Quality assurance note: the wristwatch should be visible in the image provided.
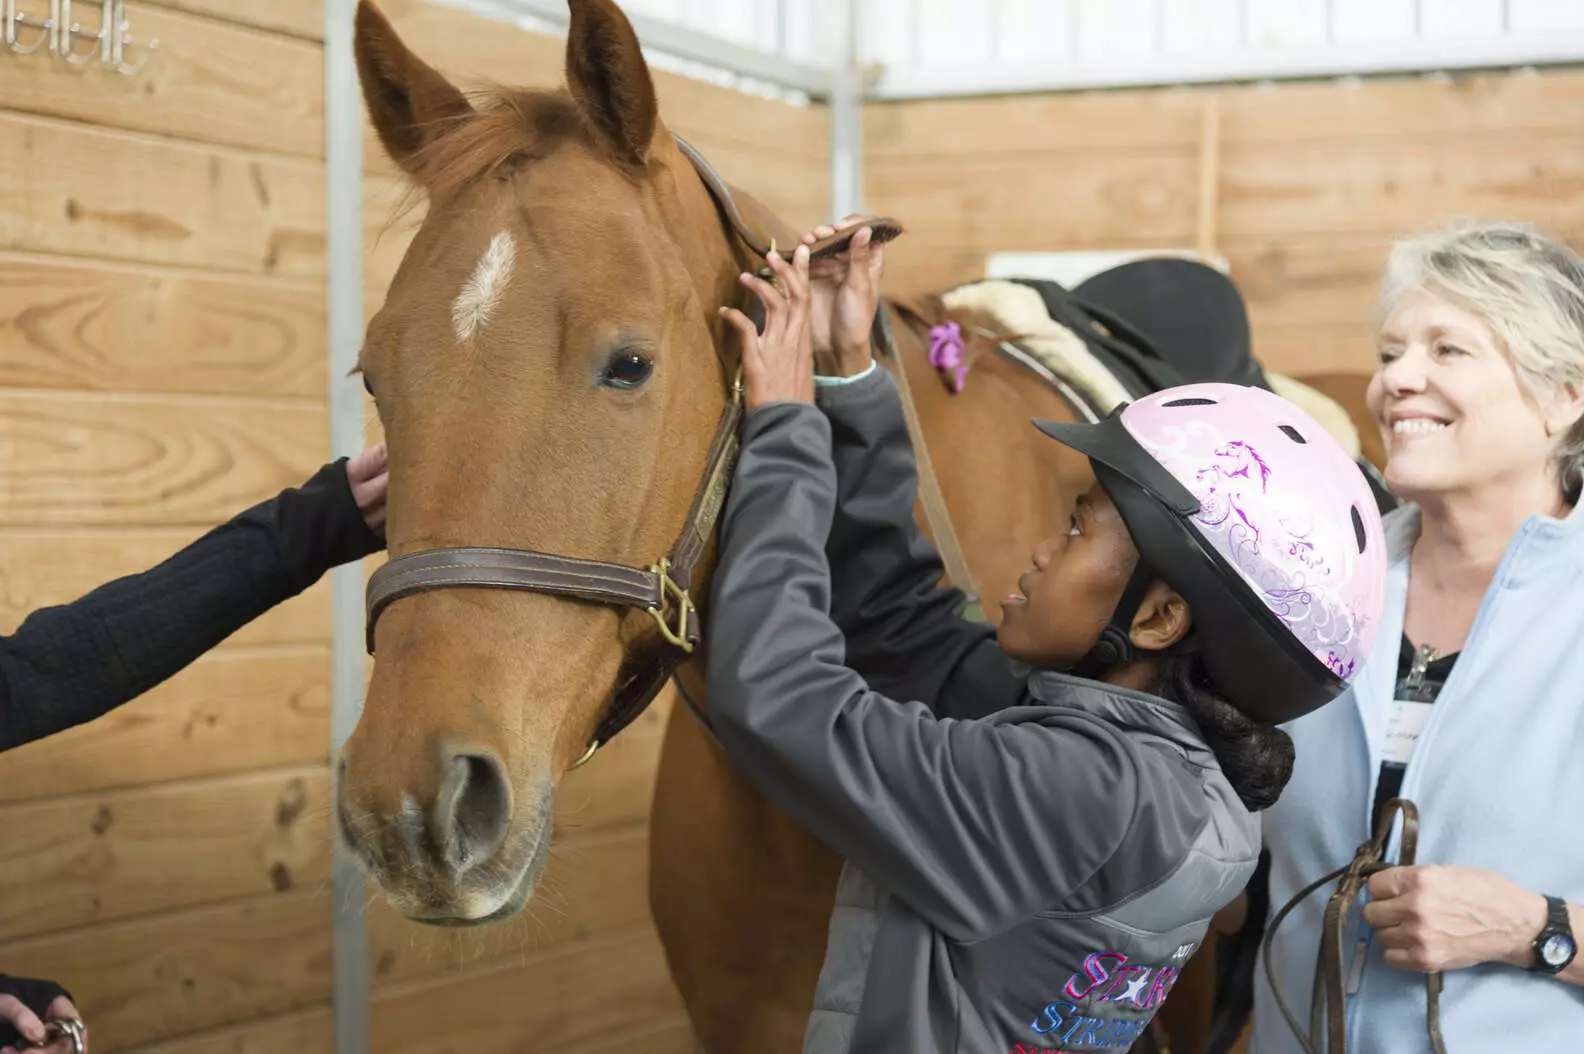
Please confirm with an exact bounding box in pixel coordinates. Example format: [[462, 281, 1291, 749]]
[[1531, 895, 1577, 975]]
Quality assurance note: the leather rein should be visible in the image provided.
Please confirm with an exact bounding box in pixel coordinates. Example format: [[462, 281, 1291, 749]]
[[1261, 796, 1446, 1054], [362, 133, 902, 768], [872, 300, 1103, 623]]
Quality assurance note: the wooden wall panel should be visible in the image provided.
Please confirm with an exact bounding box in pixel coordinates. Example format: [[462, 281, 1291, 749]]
[[368, 927, 683, 1054], [0, 7, 322, 158], [121, 1006, 332, 1054], [864, 88, 1207, 296], [0, 253, 324, 397], [0, 5, 340, 1050], [0, 648, 329, 804], [142, 0, 323, 41], [0, 765, 330, 942], [0, 393, 324, 527], [867, 68, 1584, 379], [0, 115, 324, 277], [0, 891, 331, 1053]]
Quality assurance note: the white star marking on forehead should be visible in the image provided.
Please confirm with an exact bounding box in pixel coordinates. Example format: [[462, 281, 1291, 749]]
[[452, 230, 517, 343]]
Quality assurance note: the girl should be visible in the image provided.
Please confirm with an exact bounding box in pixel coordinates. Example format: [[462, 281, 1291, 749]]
[[705, 238, 1388, 1054]]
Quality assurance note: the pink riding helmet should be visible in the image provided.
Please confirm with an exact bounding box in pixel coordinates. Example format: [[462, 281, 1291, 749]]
[[1035, 382, 1388, 725]]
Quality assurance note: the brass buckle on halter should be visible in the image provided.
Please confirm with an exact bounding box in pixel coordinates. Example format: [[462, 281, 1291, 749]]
[[646, 557, 695, 653]]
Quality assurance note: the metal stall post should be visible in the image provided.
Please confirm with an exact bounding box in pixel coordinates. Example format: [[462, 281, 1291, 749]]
[[829, 0, 863, 221], [324, 0, 368, 1051]]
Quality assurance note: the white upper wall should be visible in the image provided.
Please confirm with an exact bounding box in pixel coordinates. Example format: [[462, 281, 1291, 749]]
[[861, 0, 1584, 96], [441, 0, 1584, 98]]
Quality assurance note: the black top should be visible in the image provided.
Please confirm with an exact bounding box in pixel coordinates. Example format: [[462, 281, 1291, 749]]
[[1370, 633, 1460, 831], [0, 458, 384, 753]]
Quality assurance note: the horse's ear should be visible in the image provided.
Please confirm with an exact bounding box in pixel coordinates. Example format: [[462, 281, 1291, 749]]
[[565, 0, 659, 167], [354, 1, 474, 180]]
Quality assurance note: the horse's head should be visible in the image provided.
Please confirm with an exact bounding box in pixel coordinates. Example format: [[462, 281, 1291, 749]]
[[338, 0, 762, 924]]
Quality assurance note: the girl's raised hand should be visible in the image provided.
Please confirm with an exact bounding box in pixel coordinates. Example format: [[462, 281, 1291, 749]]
[[719, 245, 814, 411]]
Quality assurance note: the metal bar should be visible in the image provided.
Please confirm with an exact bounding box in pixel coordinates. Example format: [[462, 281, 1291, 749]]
[[868, 34, 1584, 99], [829, 0, 862, 219], [450, 0, 833, 96], [324, 1, 368, 1052]]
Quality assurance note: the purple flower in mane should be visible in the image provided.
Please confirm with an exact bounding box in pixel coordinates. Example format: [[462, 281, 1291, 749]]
[[928, 320, 969, 393]]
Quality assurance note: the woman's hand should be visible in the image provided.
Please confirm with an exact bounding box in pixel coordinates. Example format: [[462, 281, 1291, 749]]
[[346, 442, 388, 538], [720, 245, 814, 412], [1363, 864, 1547, 972], [801, 215, 886, 378], [0, 983, 85, 1054]]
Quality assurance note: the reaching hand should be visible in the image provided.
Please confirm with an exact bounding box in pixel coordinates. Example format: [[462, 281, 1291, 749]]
[[346, 442, 388, 539], [719, 246, 814, 411], [0, 977, 85, 1054], [801, 215, 886, 378]]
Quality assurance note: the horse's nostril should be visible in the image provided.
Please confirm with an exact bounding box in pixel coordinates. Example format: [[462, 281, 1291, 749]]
[[436, 750, 512, 874]]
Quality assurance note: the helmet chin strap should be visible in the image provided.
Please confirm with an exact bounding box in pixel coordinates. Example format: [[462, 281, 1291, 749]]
[[1070, 558, 1198, 681]]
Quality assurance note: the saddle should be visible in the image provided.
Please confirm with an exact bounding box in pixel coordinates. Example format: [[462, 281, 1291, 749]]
[[917, 266, 1400, 516], [1260, 797, 1446, 1054]]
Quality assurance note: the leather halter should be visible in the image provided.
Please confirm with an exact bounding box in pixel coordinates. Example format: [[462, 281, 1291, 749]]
[[363, 133, 903, 766], [1262, 797, 1446, 1054]]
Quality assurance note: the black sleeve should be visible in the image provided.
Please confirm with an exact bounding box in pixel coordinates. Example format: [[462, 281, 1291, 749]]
[[816, 367, 1027, 720], [0, 459, 384, 752]]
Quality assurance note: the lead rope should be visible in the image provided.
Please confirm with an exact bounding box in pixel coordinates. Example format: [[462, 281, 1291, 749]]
[[1261, 798, 1446, 1054]]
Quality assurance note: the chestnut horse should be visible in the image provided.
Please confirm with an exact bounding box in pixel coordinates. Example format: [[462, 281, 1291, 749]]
[[341, 1, 1250, 1050]]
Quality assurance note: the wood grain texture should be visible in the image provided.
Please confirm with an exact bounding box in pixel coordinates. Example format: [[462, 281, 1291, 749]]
[[0, 890, 331, 1053], [0, 253, 323, 396], [0, 115, 324, 277], [367, 829, 649, 989], [141, 0, 323, 41], [865, 89, 1209, 158], [1219, 68, 1584, 144], [1227, 238, 1394, 332], [0, 529, 332, 644], [0, 647, 329, 805], [118, 1006, 331, 1054], [0, 7, 322, 158], [0, 765, 330, 942], [0, 391, 325, 527], [1255, 325, 1381, 377], [1219, 131, 1584, 241], [368, 926, 683, 1054], [866, 148, 1200, 257]]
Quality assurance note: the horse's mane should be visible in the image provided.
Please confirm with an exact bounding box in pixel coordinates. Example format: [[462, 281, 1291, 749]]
[[400, 87, 595, 211]]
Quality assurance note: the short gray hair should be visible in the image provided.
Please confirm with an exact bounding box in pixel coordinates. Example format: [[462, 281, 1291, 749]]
[[1380, 220, 1584, 503]]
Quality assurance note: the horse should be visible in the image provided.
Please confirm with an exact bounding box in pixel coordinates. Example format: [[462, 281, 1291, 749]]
[[338, 0, 1102, 1046]]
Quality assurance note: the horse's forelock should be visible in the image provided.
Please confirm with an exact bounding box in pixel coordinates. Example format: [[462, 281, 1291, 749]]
[[396, 89, 598, 212]]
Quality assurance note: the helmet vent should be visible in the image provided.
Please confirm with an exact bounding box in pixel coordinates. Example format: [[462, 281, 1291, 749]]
[[1279, 425, 1307, 444], [1351, 505, 1367, 553], [1162, 397, 1217, 407]]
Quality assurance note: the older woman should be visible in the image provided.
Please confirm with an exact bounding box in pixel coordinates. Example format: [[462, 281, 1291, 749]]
[[1253, 221, 1584, 1052]]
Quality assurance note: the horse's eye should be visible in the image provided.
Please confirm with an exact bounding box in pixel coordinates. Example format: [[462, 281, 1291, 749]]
[[601, 351, 654, 390]]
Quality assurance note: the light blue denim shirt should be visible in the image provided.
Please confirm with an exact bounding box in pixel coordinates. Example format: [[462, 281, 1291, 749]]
[[1253, 500, 1584, 1053]]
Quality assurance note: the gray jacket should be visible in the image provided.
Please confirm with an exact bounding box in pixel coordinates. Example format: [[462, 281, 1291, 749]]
[[706, 367, 1260, 1054]]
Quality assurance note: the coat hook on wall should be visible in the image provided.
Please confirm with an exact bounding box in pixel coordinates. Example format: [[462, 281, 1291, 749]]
[[2, 0, 154, 71], [58, 0, 110, 65], [5, 0, 60, 55], [110, 0, 155, 74]]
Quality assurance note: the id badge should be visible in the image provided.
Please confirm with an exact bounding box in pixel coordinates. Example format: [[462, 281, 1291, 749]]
[[1382, 696, 1434, 765]]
